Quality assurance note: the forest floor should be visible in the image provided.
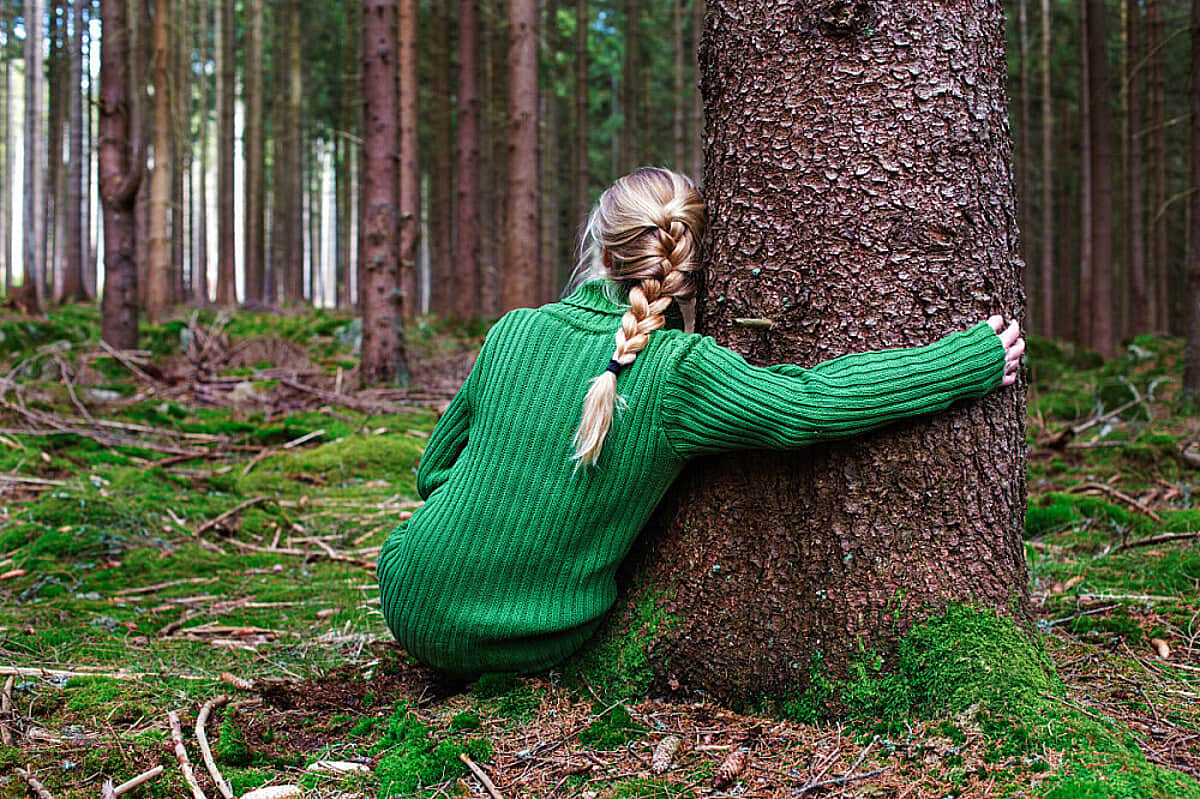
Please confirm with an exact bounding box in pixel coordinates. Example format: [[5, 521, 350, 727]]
[[0, 305, 1197, 799]]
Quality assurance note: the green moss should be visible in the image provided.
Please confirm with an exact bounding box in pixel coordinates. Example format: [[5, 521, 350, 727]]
[[578, 702, 645, 749], [568, 588, 676, 698], [63, 677, 126, 713], [349, 717, 378, 736], [217, 715, 255, 767], [372, 703, 492, 797], [602, 777, 691, 798], [449, 711, 481, 732], [237, 433, 424, 495], [223, 768, 274, 795], [471, 673, 521, 699]]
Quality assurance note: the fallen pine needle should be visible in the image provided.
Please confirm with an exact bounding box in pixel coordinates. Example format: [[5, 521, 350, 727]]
[[460, 753, 504, 799], [168, 710, 208, 799], [113, 765, 164, 796], [15, 767, 55, 799], [196, 696, 234, 799]]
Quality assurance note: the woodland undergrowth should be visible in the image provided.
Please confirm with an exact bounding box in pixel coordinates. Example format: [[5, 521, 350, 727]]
[[0, 304, 1196, 799]]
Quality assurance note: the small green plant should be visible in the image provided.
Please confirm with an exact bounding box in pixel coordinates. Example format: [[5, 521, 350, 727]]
[[578, 702, 645, 749]]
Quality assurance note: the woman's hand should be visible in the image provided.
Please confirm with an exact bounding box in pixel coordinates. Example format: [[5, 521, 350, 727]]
[[987, 316, 1024, 387]]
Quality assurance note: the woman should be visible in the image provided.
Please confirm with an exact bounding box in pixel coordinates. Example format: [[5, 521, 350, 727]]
[[377, 167, 1024, 676]]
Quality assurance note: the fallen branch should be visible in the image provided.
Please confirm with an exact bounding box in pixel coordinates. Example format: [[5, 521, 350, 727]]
[[196, 696, 234, 799], [102, 779, 116, 799], [112, 765, 164, 796], [97, 340, 161, 385], [460, 753, 504, 799], [0, 665, 207, 682], [1, 674, 13, 745], [194, 497, 271, 537], [15, 767, 55, 799], [1114, 531, 1200, 553], [168, 710, 208, 799], [1068, 481, 1163, 523]]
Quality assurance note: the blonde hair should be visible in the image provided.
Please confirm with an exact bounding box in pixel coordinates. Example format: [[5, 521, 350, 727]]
[[571, 167, 706, 467]]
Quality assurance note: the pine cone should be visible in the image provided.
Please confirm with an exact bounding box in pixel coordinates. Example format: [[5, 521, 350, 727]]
[[712, 748, 748, 789], [651, 735, 682, 774]]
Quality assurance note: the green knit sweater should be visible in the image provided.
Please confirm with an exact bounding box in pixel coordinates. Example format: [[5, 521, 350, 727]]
[[377, 280, 1006, 674]]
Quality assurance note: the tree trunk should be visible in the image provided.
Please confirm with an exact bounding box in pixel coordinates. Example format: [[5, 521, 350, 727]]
[[502, 0, 540, 310], [1147, 0, 1168, 332], [1, 13, 10, 294], [215, 0, 236, 304], [1078, 0, 1093, 346], [398, 0, 419, 315], [1185, 0, 1200, 399], [1040, 0, 1053, 338], [1087, 0, 1116, 357], [25, 0, 46, 310], [1127, 0, 1148, 334], [47, 4, 63, 302], [282, 0, 305, 304], [244, 0, 265, 305], [146, 0, 173, 322], [619, 0, 638, 172], [690, 0, 705, 179], [1017, 0, 1032, 330], [195, 0, 209, 303], [573, 0, 589, 226], [672, 0, 686, 171], [361, 0, 410, 385], [541, 0, 560, 303], [172, 0, 189, 304], [595, 0, 1028, 706], [60, 0, 87, 301], [430, 0, 454, 316], [455, 0, 483, 321], [99, 0, 144, 349]]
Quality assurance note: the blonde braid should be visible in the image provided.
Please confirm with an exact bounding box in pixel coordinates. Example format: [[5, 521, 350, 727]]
[[572, 169, 705, 467]]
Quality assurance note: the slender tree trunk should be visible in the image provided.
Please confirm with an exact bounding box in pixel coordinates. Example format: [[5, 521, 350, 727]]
[[573, 0, 589, 225], [690, 0, 704, 179], [283, 0, 305, 304], [541, 0, 560, 303], [1040, 0, 1054, 337], [1, 12, 10, 295], [455, 0, 483, 320], [133, 0, 150, 310], [598, 0, 1027, 705], [1185, 0, 1200, 398], [83, 1, 95, 297], [1079, 0, 1093, 346], [99, 0, 145, 348], [47, 5, 62, 301], [244, 0, 265, 305], [361, 0, 410, 384], [1087, 0, 1116, 357], [1018, 0, 1032, 330], [62, 0, 87, 301], [172, 0, 189, 304], [215, 0, 236, 304], [1148, 0, 1168, 332], [146, 0, 173, 322], [398, 0, 419, 315], [502, 0, 540, 310], [430, 0, 454, 316], [672, 0, 685, 171], [619, 0, 638, 172], [25, 0, 47, 309], [1126, 0, 1148, 334], [195, 0, 209, 302]]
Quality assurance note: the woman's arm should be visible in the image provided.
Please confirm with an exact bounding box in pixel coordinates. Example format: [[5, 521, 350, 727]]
[[415, 366, 477, 500], [660, 319, 1019, 458]]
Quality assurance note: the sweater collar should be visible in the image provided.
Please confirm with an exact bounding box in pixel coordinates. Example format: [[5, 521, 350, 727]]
[[560, 279, 627, 316]]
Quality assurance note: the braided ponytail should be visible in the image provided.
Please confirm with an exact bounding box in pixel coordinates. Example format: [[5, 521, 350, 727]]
[[571, 168, 706, 467]]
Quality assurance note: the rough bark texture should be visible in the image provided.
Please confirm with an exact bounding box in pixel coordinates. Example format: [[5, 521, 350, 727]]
[[146, 0, 173, 322], [455, 0, 483, 321], [1186, 0, 1200, 399], [501, 0, 540, 311], [602, 0, 1028, 706], [99, 0, 144, 349], [215, 0, 236, 304], [360, 0, 410, 385], [398, 0, 419, 315]]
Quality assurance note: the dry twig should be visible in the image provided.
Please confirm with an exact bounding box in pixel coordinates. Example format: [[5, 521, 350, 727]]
[[460, 753, 504, 799], [168, 710, 209, 799], [194, 496, 271, 537], [112, 765, 164, 796], [196, 696, 235, 799], [15, 767, 55, 799], [1, 674, 14, 745]]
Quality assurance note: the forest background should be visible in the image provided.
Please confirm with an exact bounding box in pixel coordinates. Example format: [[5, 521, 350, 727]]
[[0, 0, 1196, 361]]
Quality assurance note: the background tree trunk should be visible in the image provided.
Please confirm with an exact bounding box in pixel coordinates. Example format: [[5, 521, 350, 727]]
[[99, 0, 144, 348], [146, 0, 173, 322], [456, 0, 483, 321], [25, 0, 46, 310], [1185, 0, 1200, 399], [215, 0, 236, 304], [594, 0, 1028, 706], [61, 0, 87, 301], [1040, 0, 1053, 337], [573, 0, 589, 226], [501, 0, 540, 310], [398, 0, 419, 315], [430, 0, 454, 317], [194, 0, 209, 303], [1086, 0, 1116, 357], [283, 0, 305, 304], [1127, 0, 1148, 334], [1078, 0, 1093, 345], [1148, 0, 1168, 332], [1, 6, 11, 295], [244, 0, 265, 305], [360, 0, 410, 385]]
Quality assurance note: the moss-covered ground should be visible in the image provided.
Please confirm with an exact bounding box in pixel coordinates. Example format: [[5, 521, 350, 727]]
[[0, 307, 1196, 798]]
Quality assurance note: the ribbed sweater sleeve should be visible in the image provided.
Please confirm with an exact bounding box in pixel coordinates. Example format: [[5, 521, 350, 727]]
[[416, 360, 476, 500], [660, 321, 1006, 457]]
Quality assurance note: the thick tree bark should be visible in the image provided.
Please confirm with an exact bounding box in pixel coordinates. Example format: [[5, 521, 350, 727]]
[[1086, 0, 1116, 357], [1040, 0, 1053, 337], [599, 0, 1028, 706], [244, 0, 265, 305], [1186, 0, 1200, 399], [455, 0, 483, 321], [430, 0, 454, 316], [99, 0, 145, 349], [25, 0, 46, 310], [62, 0, 88, 301], [360, 0, 410, 385], [398, 0, 419, 315], [1017, 0, 1031, 329], [215, 0, 237, 304], [502, 0, 540, 310], [146, 0, 173, 322]]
